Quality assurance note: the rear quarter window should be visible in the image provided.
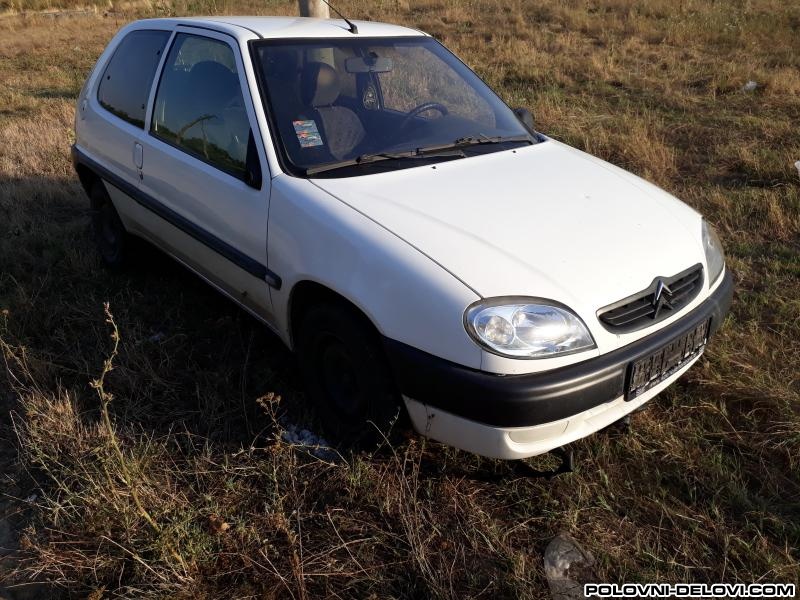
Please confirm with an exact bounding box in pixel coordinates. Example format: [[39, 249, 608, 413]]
[[97, 29, 171, 128]]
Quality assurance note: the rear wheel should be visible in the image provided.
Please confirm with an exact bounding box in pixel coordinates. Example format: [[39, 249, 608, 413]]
[[296, 302, 402, 447], [90, 181, 129, 269]]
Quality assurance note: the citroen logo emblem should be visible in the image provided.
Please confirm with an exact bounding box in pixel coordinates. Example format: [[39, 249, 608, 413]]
[[652, 280, 673, 319]]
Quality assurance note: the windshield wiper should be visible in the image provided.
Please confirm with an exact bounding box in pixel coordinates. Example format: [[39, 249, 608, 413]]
[[304, 134, 533, 176], [305, 147, 466, 176], [425, 133, 535, 152]]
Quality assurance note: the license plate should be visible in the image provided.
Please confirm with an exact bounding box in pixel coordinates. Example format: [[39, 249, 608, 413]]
[[626, 318, 711, 400]]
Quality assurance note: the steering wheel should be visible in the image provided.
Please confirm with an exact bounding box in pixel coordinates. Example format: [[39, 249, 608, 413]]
[[398, 102, 449, 132]]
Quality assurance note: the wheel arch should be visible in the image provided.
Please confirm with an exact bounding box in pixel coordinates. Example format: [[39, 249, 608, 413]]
[[75, 163, 102, 198], [288, 280, 383, 350]]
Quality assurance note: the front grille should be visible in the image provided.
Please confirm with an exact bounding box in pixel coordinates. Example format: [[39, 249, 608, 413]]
[[597, 264, 704, 333]]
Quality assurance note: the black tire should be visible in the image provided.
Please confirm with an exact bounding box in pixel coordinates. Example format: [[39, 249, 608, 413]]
[[296, 302, 402, 447], [90, 181, 129, 269]]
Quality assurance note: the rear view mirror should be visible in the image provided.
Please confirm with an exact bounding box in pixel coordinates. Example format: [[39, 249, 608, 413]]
[[513, 107, 535, 132], [345, 55, 393, 74]]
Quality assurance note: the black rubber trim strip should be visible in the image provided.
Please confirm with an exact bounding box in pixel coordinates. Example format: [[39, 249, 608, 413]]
[[72, 145, 281, 289], [193, 19, 265, 39], [383, 269, 734, 428], [177, 22, 262, 38]]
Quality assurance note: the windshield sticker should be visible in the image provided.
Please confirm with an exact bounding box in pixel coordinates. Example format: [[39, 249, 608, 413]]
[[293, 120, 323, 148]]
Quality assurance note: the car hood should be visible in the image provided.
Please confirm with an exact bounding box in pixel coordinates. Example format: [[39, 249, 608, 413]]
[[311, 139, 704, 324]]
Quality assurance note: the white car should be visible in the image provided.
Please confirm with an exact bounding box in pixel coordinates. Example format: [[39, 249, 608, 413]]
[[72, 16, 733, 460]]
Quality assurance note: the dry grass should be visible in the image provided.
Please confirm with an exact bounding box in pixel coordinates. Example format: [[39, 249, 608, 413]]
[[0, 0, 799, 598]]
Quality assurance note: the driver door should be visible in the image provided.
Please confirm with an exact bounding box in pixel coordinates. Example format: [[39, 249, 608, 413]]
[[137, 28, 275, 323]]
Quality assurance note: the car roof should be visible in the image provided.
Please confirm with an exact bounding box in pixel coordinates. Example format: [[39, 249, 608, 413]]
[[132, 16, 427, 41]]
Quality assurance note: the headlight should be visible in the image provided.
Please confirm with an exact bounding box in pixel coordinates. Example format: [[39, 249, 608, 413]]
[[702, 220, 725, 284], [465, 299, 595, 358]]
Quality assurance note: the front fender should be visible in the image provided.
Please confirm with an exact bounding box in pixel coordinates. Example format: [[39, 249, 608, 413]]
[[267, 175, 483, 370]]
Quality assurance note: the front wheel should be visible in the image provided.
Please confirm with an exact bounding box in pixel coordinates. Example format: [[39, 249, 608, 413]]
[[296, 303, 402, 447]]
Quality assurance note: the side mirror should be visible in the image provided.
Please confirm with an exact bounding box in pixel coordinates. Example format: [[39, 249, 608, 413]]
[[513, 107, 535, 132]]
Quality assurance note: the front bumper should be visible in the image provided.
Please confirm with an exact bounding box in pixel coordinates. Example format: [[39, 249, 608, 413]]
[[403, 354, 702, 459], [384, 269, 733, 440]]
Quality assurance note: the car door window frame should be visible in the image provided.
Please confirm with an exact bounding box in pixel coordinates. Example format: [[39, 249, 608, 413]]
[[144, 26, 268, 189]]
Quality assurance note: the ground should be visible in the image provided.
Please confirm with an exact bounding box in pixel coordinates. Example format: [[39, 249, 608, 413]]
[[0, 0, 798, 598]]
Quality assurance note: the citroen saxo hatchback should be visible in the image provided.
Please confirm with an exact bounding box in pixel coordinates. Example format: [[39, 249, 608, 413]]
[[72, 16, 733, 459]]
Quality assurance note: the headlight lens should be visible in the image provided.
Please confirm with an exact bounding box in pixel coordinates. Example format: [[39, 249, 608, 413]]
[[465, 300, 595, 358], [702, 220, 725, 284]]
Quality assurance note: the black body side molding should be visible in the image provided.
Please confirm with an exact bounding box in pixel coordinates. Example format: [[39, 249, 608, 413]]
[[71, 145, 281, 290]]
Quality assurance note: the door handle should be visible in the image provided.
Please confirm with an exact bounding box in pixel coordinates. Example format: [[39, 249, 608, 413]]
[[133, 142, 143, 170]]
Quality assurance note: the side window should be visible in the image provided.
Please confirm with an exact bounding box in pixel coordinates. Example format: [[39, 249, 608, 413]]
[[97, 30, 171, 128], [376, 45, 495, 126], [151, 33, 252, 180]]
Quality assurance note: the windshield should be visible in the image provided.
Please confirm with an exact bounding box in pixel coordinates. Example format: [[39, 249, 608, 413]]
[[252, 36, 538, 177]]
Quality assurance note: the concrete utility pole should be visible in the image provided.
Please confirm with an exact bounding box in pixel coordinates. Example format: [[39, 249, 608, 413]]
[[298, 0, 330, 18]]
